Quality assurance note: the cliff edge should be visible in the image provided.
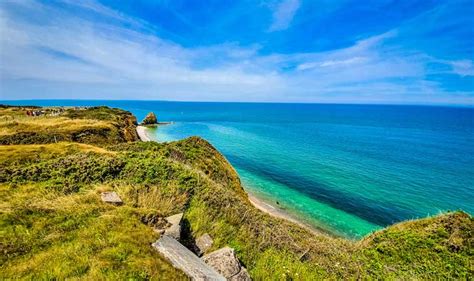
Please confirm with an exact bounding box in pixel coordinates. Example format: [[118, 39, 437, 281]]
[[0, 105, 472, 280]]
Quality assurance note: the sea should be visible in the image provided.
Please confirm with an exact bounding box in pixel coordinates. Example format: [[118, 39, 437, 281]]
[[3, 100, 473, 238]]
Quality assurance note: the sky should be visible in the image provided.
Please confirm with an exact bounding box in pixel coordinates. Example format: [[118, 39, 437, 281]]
[[0, 0, 473, 105]]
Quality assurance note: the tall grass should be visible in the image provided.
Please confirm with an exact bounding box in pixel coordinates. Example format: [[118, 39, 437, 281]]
[[0, 183, 187, 280], [2, 139, 471, 279]]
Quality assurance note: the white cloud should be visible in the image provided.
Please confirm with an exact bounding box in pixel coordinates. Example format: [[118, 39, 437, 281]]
[[268, 0, 301, 32], [0, 1, 283, 100], [297, 57, 367, 70], [0, 0, 472, 105], [450, 60, 474, 77]]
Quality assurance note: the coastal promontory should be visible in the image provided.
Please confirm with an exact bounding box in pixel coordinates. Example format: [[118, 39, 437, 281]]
[[0, 105, 472, 280]]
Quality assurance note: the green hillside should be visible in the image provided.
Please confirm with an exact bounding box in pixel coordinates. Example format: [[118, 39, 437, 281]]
[[0, 106, 472, 280], [0, 106, 139, 146]]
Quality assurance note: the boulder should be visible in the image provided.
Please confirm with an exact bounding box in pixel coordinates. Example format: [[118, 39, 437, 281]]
[[202, 247, 241, 278], [195, 233, 214, 256], [100, 192, 123, 205], [141, 112, 157, 125], [164, 213, 183, 240]]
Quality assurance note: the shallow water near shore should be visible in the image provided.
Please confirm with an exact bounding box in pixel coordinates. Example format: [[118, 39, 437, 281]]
[[4, 100, 474, 238]]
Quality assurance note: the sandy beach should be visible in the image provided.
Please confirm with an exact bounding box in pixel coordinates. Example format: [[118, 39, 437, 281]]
[[136, 125, 152, 141], [247, 193, 325, 236]]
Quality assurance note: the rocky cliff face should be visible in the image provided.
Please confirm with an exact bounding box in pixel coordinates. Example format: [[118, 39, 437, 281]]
[[120, 115, 139, 142], [141, 112, 158, 125]]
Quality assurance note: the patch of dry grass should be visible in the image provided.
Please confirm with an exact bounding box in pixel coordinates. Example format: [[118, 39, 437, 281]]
[[0, 142, 115, 163], [0, 116, 113, 136]]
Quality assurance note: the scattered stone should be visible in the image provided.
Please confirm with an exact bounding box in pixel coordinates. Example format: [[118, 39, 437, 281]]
[[141, 112, 158, 125], [164, 213, 183, 240], [100, 192, 123, 205], [202, 247, 241, 278], [229, 267, 251, 281], [195, 233, 214, 256], [153, 235, 225, 280]]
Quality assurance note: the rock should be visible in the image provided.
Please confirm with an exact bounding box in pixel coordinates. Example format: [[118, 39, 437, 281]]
[[153, 235, 225, 281], [164, 213, 183, 240], [202, 247, 241, 278], [229, 267, 252, 281], [100, 192, 123, 205], [141, 112, 157, 125], [195, 233, 214, 256]]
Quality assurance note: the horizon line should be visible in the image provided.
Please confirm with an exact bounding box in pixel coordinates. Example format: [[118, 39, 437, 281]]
[[1, 99, 473, 109]]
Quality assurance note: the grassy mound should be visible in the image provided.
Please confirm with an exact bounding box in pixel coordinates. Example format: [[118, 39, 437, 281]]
[[0, 106, 138, 145], [1, 106, 472, 279]]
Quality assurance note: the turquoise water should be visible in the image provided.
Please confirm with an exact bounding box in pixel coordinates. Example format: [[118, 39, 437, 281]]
[[3, 100, 474, 238]]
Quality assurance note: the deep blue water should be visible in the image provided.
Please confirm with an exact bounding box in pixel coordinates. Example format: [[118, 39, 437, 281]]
[[3, 100, 473, 238]]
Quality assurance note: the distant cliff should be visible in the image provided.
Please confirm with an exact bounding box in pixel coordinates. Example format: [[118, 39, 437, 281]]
[[0, 105, 471, 280], [0, 105, 139, 145]]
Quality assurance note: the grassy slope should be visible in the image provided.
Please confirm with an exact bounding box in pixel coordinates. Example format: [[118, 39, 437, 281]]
[[0, 106, 139, 145], [1, 106, 472, 280], [0, 183, 186, 280]]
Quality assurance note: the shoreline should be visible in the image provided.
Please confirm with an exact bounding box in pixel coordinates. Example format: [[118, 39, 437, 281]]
[[136, 125, 152, 142], [137, 123, 336, 237], [136, 122, 336, 237], [247, 193, 333, 237]]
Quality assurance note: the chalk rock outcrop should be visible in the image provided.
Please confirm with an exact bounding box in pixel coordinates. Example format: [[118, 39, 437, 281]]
[[141, 112, 158, 125], [202, 247, 251, 280]]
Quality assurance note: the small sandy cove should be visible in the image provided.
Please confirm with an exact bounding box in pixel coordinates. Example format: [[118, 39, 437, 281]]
[[247, 194, 324, 235], [136, 125, 152, 141]]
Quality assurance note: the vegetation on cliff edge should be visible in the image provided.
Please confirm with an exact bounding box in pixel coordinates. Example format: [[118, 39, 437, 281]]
[[0, 106, 138, 146], [0, 106, 472, 280]]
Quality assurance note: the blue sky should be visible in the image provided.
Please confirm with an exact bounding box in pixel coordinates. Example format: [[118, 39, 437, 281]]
[[0, 0, 473, 104]]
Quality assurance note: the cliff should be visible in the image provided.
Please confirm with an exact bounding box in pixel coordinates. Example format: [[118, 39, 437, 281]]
[[0, 105, 139, 145], [0, 106, 472, 279]]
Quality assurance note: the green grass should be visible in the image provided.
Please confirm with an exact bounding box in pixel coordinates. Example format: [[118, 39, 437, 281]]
[[1, 106, 472, 279], [0, 183, 187, 280], [358, 211, 473, 279]]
